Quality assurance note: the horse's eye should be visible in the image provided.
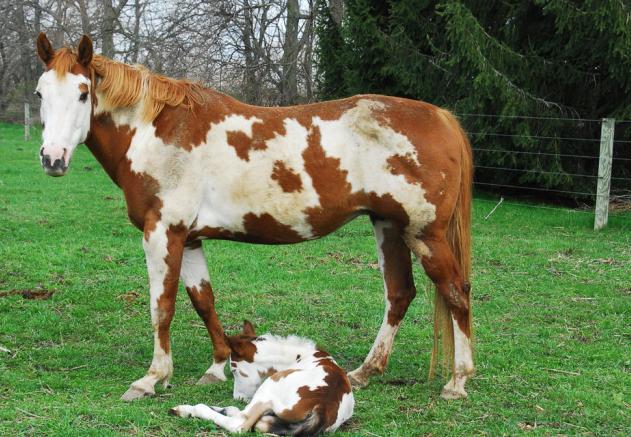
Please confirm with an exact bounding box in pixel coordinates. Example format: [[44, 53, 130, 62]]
[[35, 91, 42, 99], [79, 92, 89, 102]]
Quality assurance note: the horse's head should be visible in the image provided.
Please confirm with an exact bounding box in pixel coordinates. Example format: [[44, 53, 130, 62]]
[[227, 320, 266, 401], [35, 33, 93, 176]]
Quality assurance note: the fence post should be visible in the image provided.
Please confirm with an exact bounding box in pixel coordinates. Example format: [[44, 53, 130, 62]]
[[24, 102, 31, 141], [594, 118, 614, 230]]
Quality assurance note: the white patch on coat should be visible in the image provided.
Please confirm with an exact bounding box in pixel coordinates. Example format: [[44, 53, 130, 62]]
[[314, 99, 437, 235], [452, 314, 473, 375], [326, 392, 355, 432]]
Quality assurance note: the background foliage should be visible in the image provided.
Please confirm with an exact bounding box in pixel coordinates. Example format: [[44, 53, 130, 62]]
[[316, 0, 631, 201]]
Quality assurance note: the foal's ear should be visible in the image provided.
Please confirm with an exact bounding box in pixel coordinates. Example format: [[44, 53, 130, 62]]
[[242, 320, 256, 336], [77, 35, 93, 67], [36, 32, 55, 64]]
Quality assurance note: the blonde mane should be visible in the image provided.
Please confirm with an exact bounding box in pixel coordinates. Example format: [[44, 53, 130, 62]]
[[49, 48, 207, 122]]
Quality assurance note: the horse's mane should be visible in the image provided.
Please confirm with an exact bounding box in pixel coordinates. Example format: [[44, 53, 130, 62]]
[[49, 48, 207, 122], [257, 334, 317, 351]]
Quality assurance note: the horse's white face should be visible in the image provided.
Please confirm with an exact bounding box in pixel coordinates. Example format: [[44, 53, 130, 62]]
[[36, 70, 91, 176], [35, 32, 93, 177]]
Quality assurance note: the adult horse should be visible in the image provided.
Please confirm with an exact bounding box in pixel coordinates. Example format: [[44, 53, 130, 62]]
[[34, 33, 474, 401]]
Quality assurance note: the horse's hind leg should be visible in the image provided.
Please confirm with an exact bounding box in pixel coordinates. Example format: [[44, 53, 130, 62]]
[[347, 219, 416, 387], [180, 241, 231, 384], [407, 236, 473, 399]]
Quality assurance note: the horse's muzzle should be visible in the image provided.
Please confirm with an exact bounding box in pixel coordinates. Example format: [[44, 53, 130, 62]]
[[41, 153, 68, 177], [40, 147, 69, 177]]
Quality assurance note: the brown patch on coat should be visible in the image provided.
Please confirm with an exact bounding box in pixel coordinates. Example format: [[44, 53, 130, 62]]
[[270, 368, 297, 381], [387, 153, 423, 186], [152, 91, 224, 151], [277, 357, 351, 429], [227, 334, 258, 363], [85, 113, 163, 233], [185, 279, 230, 362], [242, 213, 303, 243], [313, 349, 330, 359], [376, 222, 417, 326], [271, 161, 303, 192], [154, 222, 187, 353], [78, 83, 89, 93], [257, 367, 278, 380], [226, 130, 260, 161]]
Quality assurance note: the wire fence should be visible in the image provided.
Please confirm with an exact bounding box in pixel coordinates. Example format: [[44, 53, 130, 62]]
[[458, 113, 631, 222]]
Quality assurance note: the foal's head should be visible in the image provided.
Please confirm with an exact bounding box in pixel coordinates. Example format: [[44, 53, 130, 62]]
[[227, 321, 319, 401], [227, 320, 264, 401], [35, 33, 93, 176]]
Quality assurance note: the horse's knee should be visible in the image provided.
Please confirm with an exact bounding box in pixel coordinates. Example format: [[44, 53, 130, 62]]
[[386, 286, 417, 325]]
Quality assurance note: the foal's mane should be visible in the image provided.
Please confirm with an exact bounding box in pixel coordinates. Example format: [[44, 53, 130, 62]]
[[50, 48, 207, 122]]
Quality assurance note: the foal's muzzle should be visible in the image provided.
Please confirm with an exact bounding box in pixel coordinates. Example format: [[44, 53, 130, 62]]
[[40, 147, 69, 177]]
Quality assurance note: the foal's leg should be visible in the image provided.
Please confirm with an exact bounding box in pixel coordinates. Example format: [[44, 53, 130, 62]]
[[348, 219, 416, 387], [170, 401, 271, 433], [121, 221, 186, 401], [408, 236, 474, 399], [180, 241, 231, 384]]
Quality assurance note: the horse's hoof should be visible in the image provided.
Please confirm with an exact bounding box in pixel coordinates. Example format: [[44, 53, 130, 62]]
[[347, 370, 369, 388], [121, 386, 154, 401], [168, 407, 179, 416], [196, 372, 226, 385], [440, 387, 467, 400]]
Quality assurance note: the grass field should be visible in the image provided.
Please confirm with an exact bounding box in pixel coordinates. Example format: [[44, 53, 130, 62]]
[[1, 122, 630, 436]]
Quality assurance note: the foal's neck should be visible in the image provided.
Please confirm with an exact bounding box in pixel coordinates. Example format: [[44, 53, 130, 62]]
[[257, 335, 320, 367]]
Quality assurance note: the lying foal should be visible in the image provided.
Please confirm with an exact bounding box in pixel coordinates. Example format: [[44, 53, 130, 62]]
[[170, 321, 354, 434]]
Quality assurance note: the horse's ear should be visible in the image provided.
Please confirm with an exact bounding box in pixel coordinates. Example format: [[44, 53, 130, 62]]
[[77, 35, 93, 67], [242, 320, 256, 336], [36, 32, 55, 64]]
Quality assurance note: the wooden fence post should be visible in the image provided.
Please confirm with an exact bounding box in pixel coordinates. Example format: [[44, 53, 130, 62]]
[[24, 102, 31, 141], [594, 118, 614, 230]]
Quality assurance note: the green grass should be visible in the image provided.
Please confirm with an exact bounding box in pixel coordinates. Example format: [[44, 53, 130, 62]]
[[1, 122, 630, 436]]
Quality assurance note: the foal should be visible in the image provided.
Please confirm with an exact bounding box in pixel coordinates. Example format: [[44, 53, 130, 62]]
[[170, 321, 354, 434]]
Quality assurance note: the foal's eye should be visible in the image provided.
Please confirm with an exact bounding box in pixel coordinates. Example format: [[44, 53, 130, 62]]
[[34, 91, 42, 99], [79, 92, 89, 102]]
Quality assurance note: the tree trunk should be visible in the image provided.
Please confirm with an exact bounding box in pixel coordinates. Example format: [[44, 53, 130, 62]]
[[280, 0, 299, 105]]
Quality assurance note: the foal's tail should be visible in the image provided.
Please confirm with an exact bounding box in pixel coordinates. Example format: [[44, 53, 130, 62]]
[[429, 112, 473, 379], [264, 408, 325, 436]]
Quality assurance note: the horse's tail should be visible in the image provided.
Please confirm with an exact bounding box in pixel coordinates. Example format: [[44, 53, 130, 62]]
[[429, 112, 473, 379], [263, 408, 325, 436]]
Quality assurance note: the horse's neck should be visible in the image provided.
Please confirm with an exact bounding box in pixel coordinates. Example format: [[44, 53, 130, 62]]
[[84, 108, 139, 186]]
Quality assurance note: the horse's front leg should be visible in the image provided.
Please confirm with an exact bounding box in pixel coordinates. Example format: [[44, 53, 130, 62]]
[[180, 241, 231, 384], [121, 220, 186, 401]]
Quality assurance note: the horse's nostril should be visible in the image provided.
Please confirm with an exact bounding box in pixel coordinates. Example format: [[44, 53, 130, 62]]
[[39, 149, 44, 157], [42, 155, 51, 167]]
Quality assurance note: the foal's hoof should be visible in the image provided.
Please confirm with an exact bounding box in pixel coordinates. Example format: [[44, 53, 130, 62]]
[[121, 386, 154, 401], [197, 372, 226, 385], [440, 387, 468, 400], [169, 405, 191, 417], [347, 369, 370, 388]]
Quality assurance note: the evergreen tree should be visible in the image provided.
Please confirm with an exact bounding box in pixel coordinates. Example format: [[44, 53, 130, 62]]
[[315, 0, 631, 202]]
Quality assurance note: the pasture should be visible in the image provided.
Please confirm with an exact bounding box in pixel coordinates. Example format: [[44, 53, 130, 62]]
[[1, 121, 629, 436]]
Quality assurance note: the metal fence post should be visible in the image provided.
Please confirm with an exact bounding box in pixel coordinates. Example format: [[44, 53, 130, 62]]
[[594, 118, 614, 230], [24, 102, 31, 141]]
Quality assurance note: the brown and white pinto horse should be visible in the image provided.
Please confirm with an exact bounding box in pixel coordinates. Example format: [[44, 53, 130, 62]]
[[34, 33, 474, 401], [170, 321, 354, 434]]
